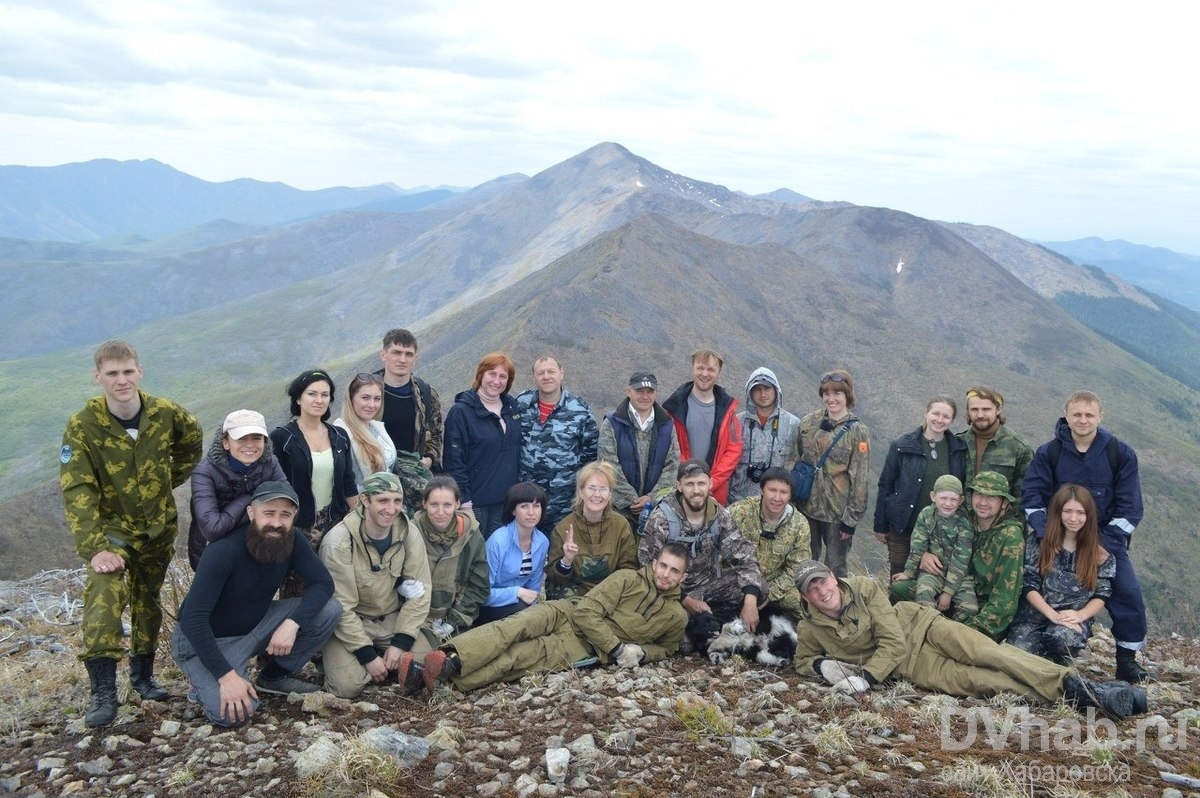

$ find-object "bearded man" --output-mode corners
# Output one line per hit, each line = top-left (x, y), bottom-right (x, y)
(173, 481), (342, 727)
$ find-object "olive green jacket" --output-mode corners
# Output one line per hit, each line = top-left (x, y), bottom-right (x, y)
(61, 391), (203, 561)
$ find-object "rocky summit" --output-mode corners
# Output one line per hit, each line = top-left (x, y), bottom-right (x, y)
(1, 569), (1198, 797)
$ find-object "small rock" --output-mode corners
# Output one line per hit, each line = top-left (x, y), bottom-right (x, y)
(36, 757), (66, 771)
(244, 727), (266, 743)
(293, 737), (342, 779)
(731, 737), (754, 759)
(359, 726), (432, 768)
(158, 720), (181, 736)
(77, 756), (113, 775)
(545, 747), (569, 784)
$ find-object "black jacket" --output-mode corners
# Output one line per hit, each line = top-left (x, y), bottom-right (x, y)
(270, 420), (356, 529)
(873, 427), (966, 536)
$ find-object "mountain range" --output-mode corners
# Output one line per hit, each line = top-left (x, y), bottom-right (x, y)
(2, 143), (1198, 634)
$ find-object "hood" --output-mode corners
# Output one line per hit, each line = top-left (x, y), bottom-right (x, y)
(744, 367), (783, 410)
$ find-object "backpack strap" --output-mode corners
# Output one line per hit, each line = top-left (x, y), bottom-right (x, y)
(1047, 436), (1121, 476)
(815, 421), (855, 469)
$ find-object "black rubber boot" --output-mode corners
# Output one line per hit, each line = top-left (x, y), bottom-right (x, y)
(129, 654), (169, 701)
(84, 657), (119, 727)
(1115, 646), (1149, 683)
(1063, 675), (1147, 719)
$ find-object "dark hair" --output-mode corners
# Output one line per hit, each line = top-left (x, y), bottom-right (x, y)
(502, 481), (548, 525)
(924, 394), (958, 423)
(286, 369), (335, 421)
(657, 541), (691, 569)
(759, 467), (795, 496)
(382, 328), (418, 350)
(422, 474), (461, 504)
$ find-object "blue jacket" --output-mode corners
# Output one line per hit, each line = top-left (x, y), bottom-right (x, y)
(607, 399), (676, 497)
(873, 427), (967, 536)
(443, 389), (523, 507)
(1021, 419), (1142, 539)
(483, 520), (549, 607)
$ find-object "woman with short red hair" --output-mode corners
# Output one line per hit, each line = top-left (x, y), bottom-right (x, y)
(443, 352), (523, 538)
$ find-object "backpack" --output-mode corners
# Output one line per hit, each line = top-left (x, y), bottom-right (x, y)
(654, 500), (723, 577)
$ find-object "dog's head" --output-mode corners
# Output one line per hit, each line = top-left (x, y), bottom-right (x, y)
(685, 612), (723, 655)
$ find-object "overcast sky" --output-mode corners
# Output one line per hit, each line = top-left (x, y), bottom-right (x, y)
(2, 1), (1196, 254)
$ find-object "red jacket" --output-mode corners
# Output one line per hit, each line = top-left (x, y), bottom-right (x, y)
(662, 382), (743, 505)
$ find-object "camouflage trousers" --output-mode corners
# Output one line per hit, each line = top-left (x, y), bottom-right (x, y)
(890, 574), (980, 619)
(1005, 608), (1091, 663)
(80, 531), (175, 661)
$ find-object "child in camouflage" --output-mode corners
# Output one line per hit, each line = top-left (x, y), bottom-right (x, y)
(890, 475), (977, 616)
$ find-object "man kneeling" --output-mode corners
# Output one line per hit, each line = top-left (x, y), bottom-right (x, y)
(792, 560), (1147, 719)
(407, 543), (691, 692)
(173, 482), (342, 726)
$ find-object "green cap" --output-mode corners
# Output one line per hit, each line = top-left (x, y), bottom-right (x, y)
(969, 471), (1016, 502)
(932, 475), (963, 495)
(361, 471), (403, 496)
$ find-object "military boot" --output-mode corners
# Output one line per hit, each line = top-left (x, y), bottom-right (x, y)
(1115, 647), (1149, 683)
(129, 654), (169, 701)
(84, 657), (119, 727)
(1063, 675), (1147, 719)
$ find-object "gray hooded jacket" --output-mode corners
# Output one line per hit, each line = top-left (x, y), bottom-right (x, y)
(728, 367), (801, 503)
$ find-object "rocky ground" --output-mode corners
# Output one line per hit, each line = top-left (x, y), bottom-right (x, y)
(1, 568), (1198, 798)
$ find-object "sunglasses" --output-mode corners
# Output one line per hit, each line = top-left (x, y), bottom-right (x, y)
(820, 372), (849, 384)
(355, 372), (384, 383)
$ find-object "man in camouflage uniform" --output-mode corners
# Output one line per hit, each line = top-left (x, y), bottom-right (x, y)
(639, 460), (766, 630)
(728, 467), (810, 617)
(60, 340), (203, 727)
(598, 371), (680, 530)
(959, 471), (1025, 639)
(958, 386), (1032, 502)
(515, 355), (599, 529)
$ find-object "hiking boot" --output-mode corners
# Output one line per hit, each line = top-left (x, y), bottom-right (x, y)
(129, 654), (169, 701)
(1115, 647), (1149, 683)
(422, 649), (460, 690)
(1063, 675), (1146, 719)
(84, 657), (119, 727)
(254, 673), (321, 696)
(396, 652), (425, 696)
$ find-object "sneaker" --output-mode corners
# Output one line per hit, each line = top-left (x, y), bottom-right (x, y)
(422, 650), (460, 690)
(254, 673), (321, 696)
(396, 652), (425, 696)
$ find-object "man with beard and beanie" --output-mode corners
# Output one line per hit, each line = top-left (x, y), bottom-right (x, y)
(173, 481), (342, 727)
(728, 368), (801, 504)
(319, 472), (432, 699)
(639, 460), (766, 633)
(414, 543), (691, 692)
(957, 386), (1032, 502)
(793, 560), (1147, 720)
(60, 339), (204, 727)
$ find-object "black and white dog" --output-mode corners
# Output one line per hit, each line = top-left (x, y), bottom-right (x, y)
(686, 606), (798, 667)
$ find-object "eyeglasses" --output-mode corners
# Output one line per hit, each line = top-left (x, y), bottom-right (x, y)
(355, 372), (383, 383)
(584, 485), (611, 495)
(820, 372), (849, 384)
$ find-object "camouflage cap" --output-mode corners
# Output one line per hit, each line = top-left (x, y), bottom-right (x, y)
(968, 471), (1016, 502)
(932, 474), (963, 495)
(361, 471), (403, 496)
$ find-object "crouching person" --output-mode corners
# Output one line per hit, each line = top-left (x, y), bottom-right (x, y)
(792, 560), (1148, 719)
(319, 472), (432, 698)
(172, 481), (342, 727)
(410, 543), (691, 692)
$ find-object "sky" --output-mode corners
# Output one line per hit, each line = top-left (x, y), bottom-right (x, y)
(2, 1), (1197, 254)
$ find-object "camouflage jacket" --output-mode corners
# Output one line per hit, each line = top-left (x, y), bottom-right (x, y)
(962, 511), (1025, 639)
(958, 424), (1033, 503)
(516, 388), (599, 527)
(795, 410), (871, 530)
(639, 494), (765, 603)
(727, 496), (810, 615)
(1021, 542), (1114, 611)
(61, 391), (203, 561)
(901, 505), (974, 598)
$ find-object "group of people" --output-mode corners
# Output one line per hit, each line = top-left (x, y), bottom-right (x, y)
(61, 335), (1151, 730)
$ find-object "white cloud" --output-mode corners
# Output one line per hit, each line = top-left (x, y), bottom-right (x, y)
(0, 0), (1196, 252)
